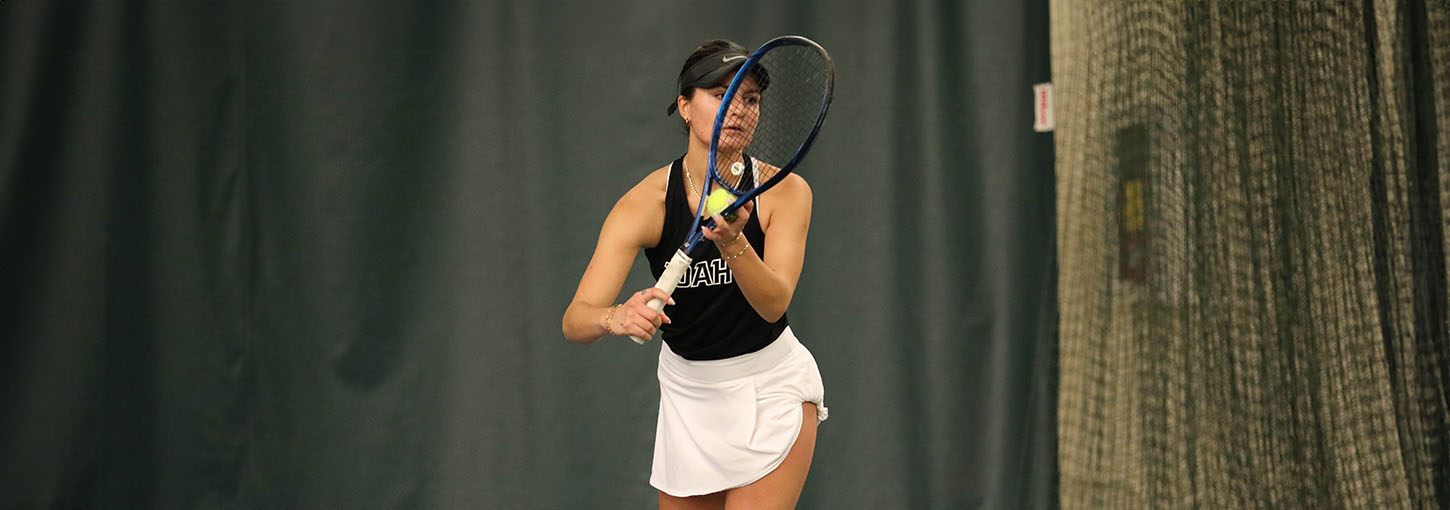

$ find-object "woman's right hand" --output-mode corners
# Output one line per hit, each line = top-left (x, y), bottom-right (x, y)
(606, 288), (674, 339)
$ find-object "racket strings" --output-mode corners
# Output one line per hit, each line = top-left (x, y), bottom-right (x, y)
(712, 44), (831, 195)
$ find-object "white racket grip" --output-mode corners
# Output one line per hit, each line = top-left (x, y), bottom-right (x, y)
(629, 249), (693, 344)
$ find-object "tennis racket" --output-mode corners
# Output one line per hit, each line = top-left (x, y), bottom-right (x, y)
(631, 35), (834, 343)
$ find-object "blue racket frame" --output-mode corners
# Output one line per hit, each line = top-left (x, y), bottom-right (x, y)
(629, 35), (834, 344)
(680, 35), (835, 255)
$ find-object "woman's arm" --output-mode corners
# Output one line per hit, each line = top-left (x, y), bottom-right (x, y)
(562, 171), (672, 343)
(701, 174), (812, 323)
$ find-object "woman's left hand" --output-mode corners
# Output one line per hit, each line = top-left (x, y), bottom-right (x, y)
(703, 199), (754, 248)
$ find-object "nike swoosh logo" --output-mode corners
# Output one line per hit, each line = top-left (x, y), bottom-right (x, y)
(722, 55), (746, 63)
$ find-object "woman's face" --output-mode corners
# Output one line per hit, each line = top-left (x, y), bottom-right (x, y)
(679, 75), (761, 153)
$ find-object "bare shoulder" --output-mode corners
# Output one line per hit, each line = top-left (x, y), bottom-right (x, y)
(761, 172), (812, 209)
(772, 173), (812, 200)
(753, 160), (812, 200)
(604, 164), (672, 249)
(617, 164), (671, 210)
(759, 172), (812, 232)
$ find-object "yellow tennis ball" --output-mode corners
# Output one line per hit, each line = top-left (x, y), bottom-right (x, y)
(705, 188), (737, 219)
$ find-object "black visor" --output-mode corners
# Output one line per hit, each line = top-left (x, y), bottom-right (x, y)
(666, 49), (749, 115)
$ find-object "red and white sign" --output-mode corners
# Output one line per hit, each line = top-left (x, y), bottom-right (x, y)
(1032, 83), (1054, 132)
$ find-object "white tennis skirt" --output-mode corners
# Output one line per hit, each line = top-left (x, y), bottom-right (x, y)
(650, 326), (828, 497)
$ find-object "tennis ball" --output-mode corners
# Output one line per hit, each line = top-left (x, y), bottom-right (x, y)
(705, 188), (737, 219)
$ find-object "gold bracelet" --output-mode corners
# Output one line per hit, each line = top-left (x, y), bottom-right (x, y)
(717, 231), (743, 248)
(722, 240), (752, 262)
(603, 304), (622, 335)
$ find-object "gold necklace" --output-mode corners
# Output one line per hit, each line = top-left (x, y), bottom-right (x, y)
(683, 158), (702, 199)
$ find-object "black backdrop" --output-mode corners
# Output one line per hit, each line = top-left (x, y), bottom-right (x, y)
(0, 1), (1057, 508)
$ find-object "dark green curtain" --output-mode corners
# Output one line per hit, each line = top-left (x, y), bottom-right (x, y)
(0, 1), (1056, 508)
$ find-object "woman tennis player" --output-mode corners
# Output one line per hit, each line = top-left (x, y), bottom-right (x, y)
(562, 39), (828, 509)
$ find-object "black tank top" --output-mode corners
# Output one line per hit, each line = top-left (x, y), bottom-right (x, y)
(645, 157), (787, 360)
